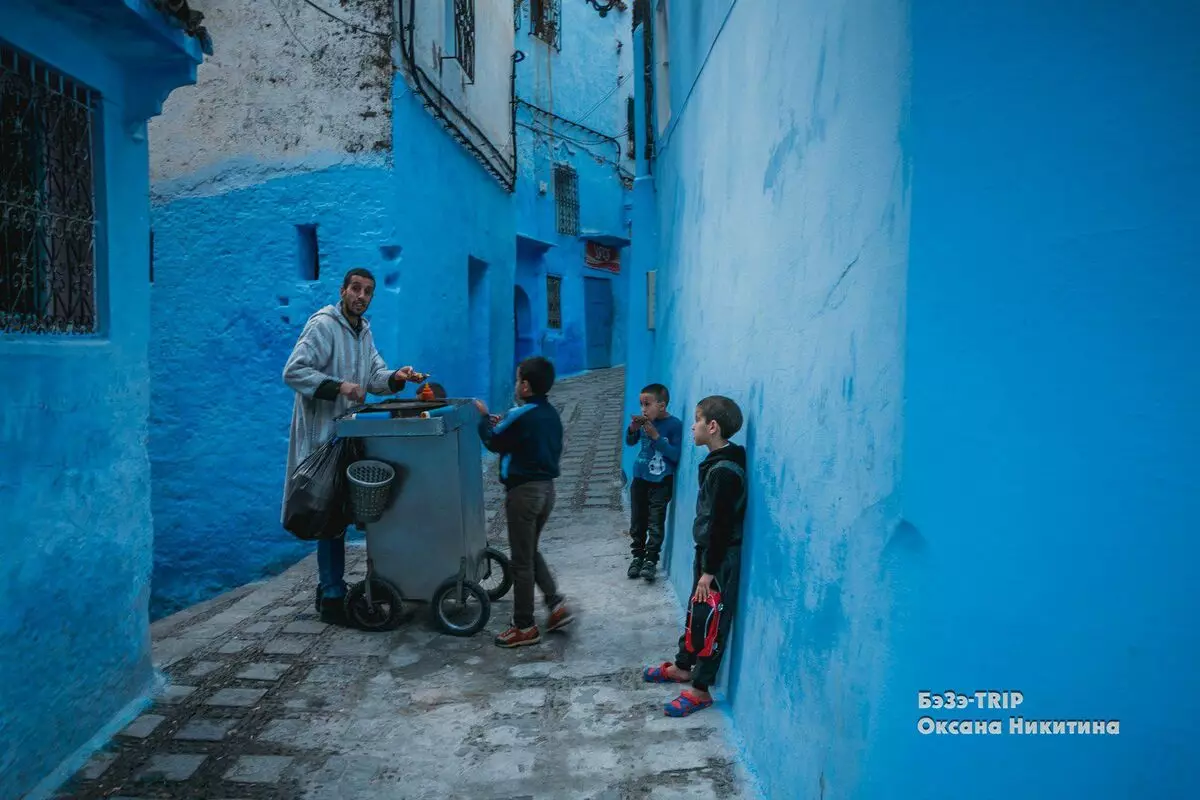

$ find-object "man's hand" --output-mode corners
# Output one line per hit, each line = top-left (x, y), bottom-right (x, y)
(630, 414), (646, 432)
(339, 382), (366, 404)
(693, 573), (716, 603)
(641, 418), (660, 440)
(394, 366), (428, 384)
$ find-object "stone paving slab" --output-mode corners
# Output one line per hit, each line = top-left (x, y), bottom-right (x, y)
(57, 369), (755, 800)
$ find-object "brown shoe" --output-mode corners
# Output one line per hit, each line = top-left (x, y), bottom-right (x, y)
(546, 602), (575, 632)
(495, 625), (541, 648)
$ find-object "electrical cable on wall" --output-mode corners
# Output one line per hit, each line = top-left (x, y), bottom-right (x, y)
(270, 0), (312, 54)
(298, 0), (389, 38)
(518, 120), (634, 184)
(516, 99), (631, 177)
(577, 74), (626, 125)
(397, 0), (516, 189)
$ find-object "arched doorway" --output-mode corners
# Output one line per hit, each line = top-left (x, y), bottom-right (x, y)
(514, 285), (534, 371)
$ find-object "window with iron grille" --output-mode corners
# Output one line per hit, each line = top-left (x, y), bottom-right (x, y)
(453, 0), (476, 81)
(0, 44), (99, 335)
(546, 274), (562, 329)
(553, 163), (578, 236)
(530, 0), (562, 50)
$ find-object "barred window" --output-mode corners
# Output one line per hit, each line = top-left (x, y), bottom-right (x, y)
(553, 163), (578, 236)
(0, 44), (99, 335)
(546, 274), (562, 329)
(453, 0), (476, 81)
(530, 0), (562, 50)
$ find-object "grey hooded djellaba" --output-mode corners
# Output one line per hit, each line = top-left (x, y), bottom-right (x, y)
(280, 304), (401, 524)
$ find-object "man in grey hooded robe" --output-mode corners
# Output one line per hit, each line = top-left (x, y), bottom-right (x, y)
(282, 267), (425, 625)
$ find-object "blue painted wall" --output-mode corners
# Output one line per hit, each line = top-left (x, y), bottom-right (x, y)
(619, 21), (657, 492)
(632, 0), (1200, 797)
(639, 2), (910, 796)
(148, 79), (515, 619)
(0, 2), (202, 796)
(875, 2), (1200, 798)
(148, 163), (394, 619)
(514, 0), (632, 375)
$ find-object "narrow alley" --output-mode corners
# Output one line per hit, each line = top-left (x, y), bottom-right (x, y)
(8, 0), (1200, 797)
(58, 369), (754, 800)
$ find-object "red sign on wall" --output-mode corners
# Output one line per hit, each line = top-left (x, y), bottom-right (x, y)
(585, 241), (621, 274)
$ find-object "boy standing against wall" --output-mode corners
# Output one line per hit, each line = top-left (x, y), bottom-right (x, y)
(475, 356), (574, 648)
(625, 383), (684, 582)
(642, 395), (747, 717)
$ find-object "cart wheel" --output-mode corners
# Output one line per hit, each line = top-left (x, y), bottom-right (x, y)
(431, 578), (490, 637)
(345, 578), (404, 632)
(480, 547), (513, 601)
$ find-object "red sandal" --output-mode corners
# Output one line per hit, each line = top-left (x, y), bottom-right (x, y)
(665, 690), (713, 717)
(642, 662), (688, 683)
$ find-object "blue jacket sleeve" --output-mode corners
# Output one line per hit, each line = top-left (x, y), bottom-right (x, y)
(625, 425), (640, 446)
(652, 417), (683, 465)
(479, 408), (523, 453)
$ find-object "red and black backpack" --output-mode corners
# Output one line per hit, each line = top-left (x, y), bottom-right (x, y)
(684, 585), (723, 658)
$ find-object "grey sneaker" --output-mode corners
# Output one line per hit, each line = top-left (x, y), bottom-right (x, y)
(627, 557), (644, 579)
(640, 561), (658, 582)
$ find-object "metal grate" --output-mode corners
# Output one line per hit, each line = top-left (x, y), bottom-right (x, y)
(553, 163), (578, 236)
(454, 0), (476, 81)
(0, 44), (99, 335)
(530, 0), (562, 50)
(546, 274), (562, 329)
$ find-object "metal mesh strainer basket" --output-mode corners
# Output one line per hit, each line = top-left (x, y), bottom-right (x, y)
(346, 459), (396, 524)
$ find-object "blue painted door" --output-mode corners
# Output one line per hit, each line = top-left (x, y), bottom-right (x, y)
(583, 276), (613, 370)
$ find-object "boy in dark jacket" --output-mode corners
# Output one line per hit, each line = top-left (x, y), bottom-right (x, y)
(625, 383), (684, 582)
(475, 356), (575, 648)
(641, 395), (747, 717)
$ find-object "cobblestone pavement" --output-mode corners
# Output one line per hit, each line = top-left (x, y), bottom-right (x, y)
(57, 368), (755, 800)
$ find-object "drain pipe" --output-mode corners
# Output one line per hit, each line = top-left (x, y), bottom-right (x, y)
(511, 50), (525, 169)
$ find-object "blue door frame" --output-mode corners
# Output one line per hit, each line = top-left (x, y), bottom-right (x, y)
(514, 284), (534, 372)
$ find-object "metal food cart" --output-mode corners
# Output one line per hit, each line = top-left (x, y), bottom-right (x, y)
(329, 398), (512, 636)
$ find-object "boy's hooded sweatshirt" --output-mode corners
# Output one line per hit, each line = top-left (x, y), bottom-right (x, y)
(692, 443), (748, 575)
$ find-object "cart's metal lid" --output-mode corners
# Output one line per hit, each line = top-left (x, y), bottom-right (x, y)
(335, 398), (472, 437)
(354, 398), (449, 417)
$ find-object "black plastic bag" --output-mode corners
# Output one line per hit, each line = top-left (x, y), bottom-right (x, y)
(283, 436), (362, 540)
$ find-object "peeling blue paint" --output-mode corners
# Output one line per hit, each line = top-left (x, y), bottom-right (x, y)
(0, 2), (202, 796)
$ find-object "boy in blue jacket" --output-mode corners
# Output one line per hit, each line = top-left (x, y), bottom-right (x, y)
(624, 383), (684, 582)
(475, 356), (574, 648)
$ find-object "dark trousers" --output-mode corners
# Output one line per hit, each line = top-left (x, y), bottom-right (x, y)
(629, 476), (673, 563)
(674, 545), (741, 690)
(505, 480), (563, 629)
